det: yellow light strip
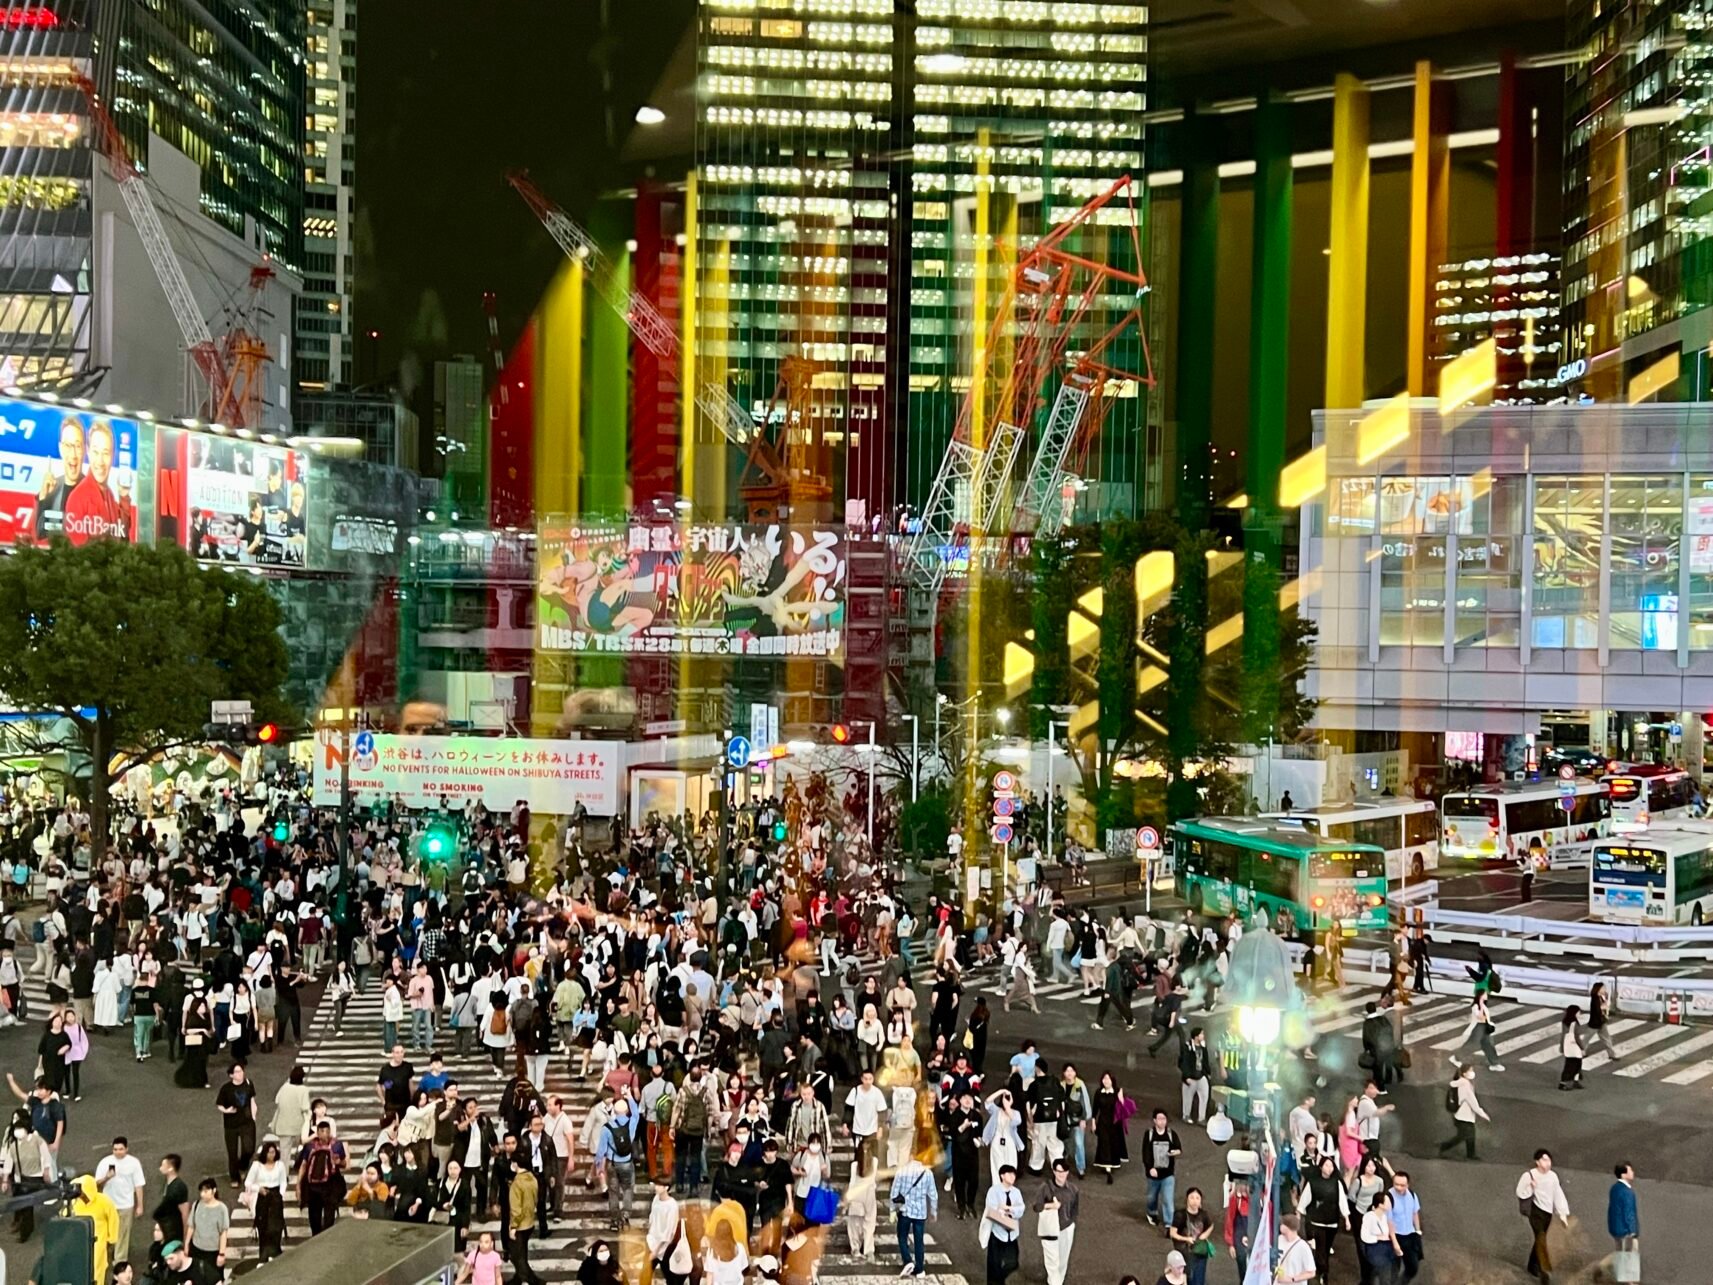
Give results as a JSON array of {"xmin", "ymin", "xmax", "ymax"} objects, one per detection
[
  {"xmin": 1628, "ymin": 351, "xmax": 1679, "ymax": 404},
  {"xmin": 1356, "ymin": 391, "xmax": 1412, "ymax": 465},
  {"xmin": 1279, "ymin": 446, "xmax": 1327, "ymax": 508},
  {"xmin": 1436, "ymin": 338, "xmax": 1496, "ymax": 416}
]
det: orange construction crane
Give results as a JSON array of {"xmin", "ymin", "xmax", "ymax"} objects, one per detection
[{"xmin": 739, "ymin": 355, "xmax": 832, "ymax": 522}]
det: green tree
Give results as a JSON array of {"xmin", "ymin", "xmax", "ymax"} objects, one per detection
[{"xmin": 0, "ymin": 539, "xmax": 291, "ymax": 856}]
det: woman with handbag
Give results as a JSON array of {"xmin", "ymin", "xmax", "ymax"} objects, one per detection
[
  {"xmin": 1168, "ymin": 1186, "xmax": 1217, "ymax": 1285},
  {"xmin": 1450, "ymin": 991, "xmax": 1504, "ymax": 1072},
  {"xmin": 175, "ymin": 994, "xmax": 212, "ymax": 1089}
]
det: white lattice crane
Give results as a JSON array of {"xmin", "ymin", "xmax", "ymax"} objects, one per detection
[
  {"xmin": 506, "ymin": 170, "xmax": 759, "ymax": 448},
  {"xmin": 74, "ymin": 75, "xmax": 236, "ymax": 419}
]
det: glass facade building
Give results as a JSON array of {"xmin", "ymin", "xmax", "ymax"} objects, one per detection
[
  {"xmin": 298, "ymin": 0, "xmax": 355, "ymax": 391},
  {"xmin": 1304, "ymin": 402, "xmax": 1713, "ymax": 744}
]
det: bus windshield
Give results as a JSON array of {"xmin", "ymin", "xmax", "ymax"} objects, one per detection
[
  {"xmin": 1593, "ymin": 846, "xmax": 1666, "ymax": 886},
  {"xmin": 1443, "ymin": 797, "xmax": 1499, "ymax": 822}
]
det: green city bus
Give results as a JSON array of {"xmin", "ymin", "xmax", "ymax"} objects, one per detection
[{"xmin": 1169, "ymin": 816, "xmax": 1389, "ymax": 933}]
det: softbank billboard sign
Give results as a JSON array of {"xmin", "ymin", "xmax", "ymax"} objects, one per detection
[{"xmin": 313, "ymin": 729, "xmax": 621, "ymax": 815}]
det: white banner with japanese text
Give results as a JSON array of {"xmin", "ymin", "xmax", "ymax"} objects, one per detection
[{"xmin": 313, "ymin": 731, "xmax": 621, "ymax": 815}]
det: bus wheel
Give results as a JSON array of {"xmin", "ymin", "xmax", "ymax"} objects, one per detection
[{"xmin": 1694, "ymin": 905, "xmax": 1705, "ymax": 927}]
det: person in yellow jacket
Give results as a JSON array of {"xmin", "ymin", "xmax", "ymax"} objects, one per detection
[{"xmin": 71, "ymin": 1172, "xmax": 120, "ymax": 1283}]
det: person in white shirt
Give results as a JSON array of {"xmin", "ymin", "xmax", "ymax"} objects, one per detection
[
  {"xmin": 646, "ymin": 1174, "xmax": 694, "ymax": 1285},
  {"xmin": 844, "ymin": 1070, "xmax": 888, "ymax": 1177},
  {"xmin": 1273, "ymin": 1213, "xmax": 1318, "ymax": 1283},
  {"xmin": 93, "ymin": 1136, "xmax": 146, "ymax": 1256},
  {"xmin": 1288, "ymin": 1093, "xmax": 1318, "ymax": 1157},
  {"xmin": 542, "ymin": 1096, "xmax": 575, "ymax": 1215},
  {"xmin": 1515, "ymin": 1148, "xmax": 1571, "ymax": 1283},
  {"xmin": 1436, "ymin": 1064, "xmax": 1490, "ymax": 1160}
]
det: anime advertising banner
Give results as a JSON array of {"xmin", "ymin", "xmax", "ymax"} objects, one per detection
[
  {"xmin": 0, "ymin": 396, "xmax": 147, "ymax": 546},
  {"xmin": 535, "ymin": 520, "xmax": 846, "ymax": 657}
]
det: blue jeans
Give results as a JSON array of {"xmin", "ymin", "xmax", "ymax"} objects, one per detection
[
  {"xmin": 382, "ymin": 1019, "xmax": 398, "ymax": 1051},
  {"xmin": 410, "ymin": 1008, "xmax": 433, "ymax": 1049},
  {"xmin": 896, "ymin": 1215, "xmax": 926, "ymax": 1274},
  {"xmin": 1185, "ymin": 1249, "xmax": 1208, "ymax": 1285},
  {"xmin": 1067, "ymin": 1126, "xmax": 1086, "ymax": 1174},
  {"xmin": 1145, "ymin": 1174, "xmax": 1175, "ymax": 1224}
]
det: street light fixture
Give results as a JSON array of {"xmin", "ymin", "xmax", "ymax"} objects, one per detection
[
  {"xmin": 995, "ymin": 707, "xmax": 1012, "ymax": 729},
  {"xmin": 900, "ymin": 713, "xmax": 921, "ymax": 802}
]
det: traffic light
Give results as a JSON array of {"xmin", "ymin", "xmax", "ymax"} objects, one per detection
[
  {"xmin": 202, "ymin": 721, "xmax": 292, "ymax": 746},
  {"xmin": 271, "ymin": 819, "xmax": 290, "ymax": 843},
  {"xmin": 419, "ymin": 821, "xmax": 456, "ymax": 862},
  {"xmin": 772, "ymin": 820, "xmax": 788, "ymax": 842},
  {"xmin": 830, "ymin": 723, "xmax": 852, "ymax": 745}
]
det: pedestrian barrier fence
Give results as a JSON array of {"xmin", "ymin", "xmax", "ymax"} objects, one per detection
[{"xmin": 1396, "ymin": 905, "xmax": 1713, "ymax": 964}]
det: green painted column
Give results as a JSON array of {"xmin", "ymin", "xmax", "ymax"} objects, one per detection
[
  {"xmin": 1176, "ymin": 109, "xmax": 1219, "ymax": 532},
  {"xmin": 1243, "ymin": 93, "xmax": 1292, "ymax": 741}
]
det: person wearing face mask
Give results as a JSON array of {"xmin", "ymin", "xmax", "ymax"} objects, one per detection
[
  {"xmin": 1, "ymin": 1113, "xmax": 57, "ymax": 1241},
  {"xmin": 578, "ymin": 1237, "xmax": 625, "ymax": 1285}
]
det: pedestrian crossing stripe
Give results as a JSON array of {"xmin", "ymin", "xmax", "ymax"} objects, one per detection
[
  {"xmin": 219, "ymin": 986, "xmax": 975, "ymax": 1285},
  {"xmin": 1289, "ymin": 989, "xmax": 1713, "ymax": 1085}
]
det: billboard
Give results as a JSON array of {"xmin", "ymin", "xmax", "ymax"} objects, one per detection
[
  {"xmin": 0, "ymin": 396, "xmax": 147, "ymax": 546},
  {"xmin": 312, "ymin": 730, "xmax": 621, "ymax": 815},
  {"xmin": 156, "ymin": 427, "xmax": 309, "ymax": 566},
  {"xmin": 306, "ymin": 457, "xmax": 416, "ymax": 571},
  {"xmin": 535, "ymin": 520, "xmax": 846, "ymax": 657}
]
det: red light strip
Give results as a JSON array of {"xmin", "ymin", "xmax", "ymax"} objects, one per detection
[{"xmin": 0, "ymin": 7, "xmax": 60, "ymax": 28}]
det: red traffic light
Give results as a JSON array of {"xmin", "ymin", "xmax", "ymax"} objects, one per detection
[
  {"xmin": 830, "ymin": 723, "xmax": 851, "ymax": 744},
  {"xmin": 256, "ymin": 723, "xmax": 279, "ymax": 744}
]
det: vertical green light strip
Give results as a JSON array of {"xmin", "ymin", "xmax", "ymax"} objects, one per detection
[
  {"xmin": 582, "ymin": 204, "xmax": 630, "ymax": 693},
  {"xmin": 1243, "ymin": 93, "xmax": 1292, "ymax": 741},
  {"xmin": 1176, "ymin": 110, "xmax": 1219, "ymax": 532}
]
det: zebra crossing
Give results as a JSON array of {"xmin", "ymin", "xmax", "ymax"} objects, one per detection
[
  {"xmin": 1297, "ymin": 987, "xmax": 1713, "ymax": 1085},
  {"xmin": 223, "ymin": 981, "xmax": 975, "ymax": 1285}
]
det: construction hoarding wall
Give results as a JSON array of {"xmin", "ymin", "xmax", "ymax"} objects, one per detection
[
  {"xmin": 313, "ymin": 730, "xmax": 622, "ymax": 814},
  {"xmin": 534, "ymin": 518, "xmax": 846, "ymax": 657}
]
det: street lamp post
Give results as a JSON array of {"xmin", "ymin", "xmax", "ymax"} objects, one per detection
[
  {"xmin": 1045, "ymin": 718, "xmax": 1067, "ymax": 864},
  {"xmin": 866, "ymin": 721, "xmax": 876, "ymax": 844}
]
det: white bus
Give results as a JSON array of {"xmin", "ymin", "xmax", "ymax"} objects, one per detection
[
  {"xmin": 1440, "ymin": 780, "xmax": 1612, "ymax": 868},
  {"xmin": 1590, "ymin": 823, "xmax": 1713, "ymax": 925},
  {"xmin": 1600, "ymin": 765, "xmax": 1698, "ymax": 834},
  {"xmin": 1263, "ymin": 798, "xmax": 1439, "ymax": 884}
]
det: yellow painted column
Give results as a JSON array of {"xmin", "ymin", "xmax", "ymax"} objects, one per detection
[
  {"xmin": 533, "ymin": 258, "xmax": 584, "ymax": 519},
  {"xmin": 1406, "ymin": 61, "xmax": 1448, "ymax": 398},
  {"xmin": 971, "ymin": 128, "xmax": 991, "ymax": 451},
  {"xmin": 1325, "ymin": 73, "xmax": 1370, "ymax": 409}
]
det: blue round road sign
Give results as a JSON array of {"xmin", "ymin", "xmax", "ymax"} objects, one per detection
[
  {"xmin": 726, "ymin": 736, "xmax": 752, "ymax": 769},
  {"xmin": 992, "ymin": 822, "xmax": 1014, "ymax": 844}
]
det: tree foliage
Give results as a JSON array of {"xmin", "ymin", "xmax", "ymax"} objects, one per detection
[{"xmin": 0, "ymin": 539, "xmax": 291, "ymax": 853}]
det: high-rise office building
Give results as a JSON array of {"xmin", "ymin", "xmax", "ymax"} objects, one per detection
[
  {"xmin": 102, "ymin": 0, "xmax": 305, "ymax": 268},
  {"xmin": 434, "ymin": 355, "xmax": 487, "ymax": 518},
  {"xmin": 299, "ymin": 0, "xmax": 356, "ymax": 391},
  {"xmin": 0, "ymin": 2, "xmax": 96, "ymax": 389},
  {"xmin": 693, "ymin": 0, "xmax": 1148, "ymax": 519},
  {"xmin": 0, "ymin": 1, "xmax": 304, "ymax": 399},
  {"xmin": 1562, "ymin": 0, "xmax": 1713, "ymax": 401}
]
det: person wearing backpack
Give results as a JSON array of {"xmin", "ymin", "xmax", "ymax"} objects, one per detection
[
  {"xmin": 594, "ymin": 1097, "xmax": 639, "ymax": 1232},
  {"xmin": 671, "ymin": 1067, "xmax": 714, "ymax": 1195},
  {"xmin": 1435, "ymin": 1064, "xmax": 1489, "ymax": 1161},
  {"xmin": 295, "ymin": 1120, "xmax": 348, "ymax": 1235},
  {"xmin": 643, "ymin": 1065, "xmax": 676, "ymax": 1182}
]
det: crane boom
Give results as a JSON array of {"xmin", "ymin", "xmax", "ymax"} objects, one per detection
[
  {"xmin": 75, "ymin": 75, "xmax": 226, "ymax": 395},
  {"xmin": 507, "ymin": 169, "xmax": 756, "ymax": 447},
  {"xmin": 905, "ymin": 175, "xmax": 1154, "ymax": 595}
]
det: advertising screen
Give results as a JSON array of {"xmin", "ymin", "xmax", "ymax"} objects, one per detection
[
  {"xmin": 535, "ymin": 520, "xmax": 846, "ymax": 657},
  {"xmin": 306, "ymin": 457, "xmax": 416, "ymax": 572},
  {"xmin": 156, "ymin": 427, "xmax": 309, "ymax": 566},
  {"xmin": 0, "ymin": 396, "xmax": 146, "ymax": 546}
]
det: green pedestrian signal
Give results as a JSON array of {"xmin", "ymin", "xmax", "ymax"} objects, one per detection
[
  {"xmin": 773, "ymin": 820, "xmax": 788, "ymax": 842},
  {"xmin": 420, "ymin": 823, "xmax": 455, "ymax": 861},
  {"xmin": 272, "ymin": 820, "xmax": 289, "ymax": 843}
]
